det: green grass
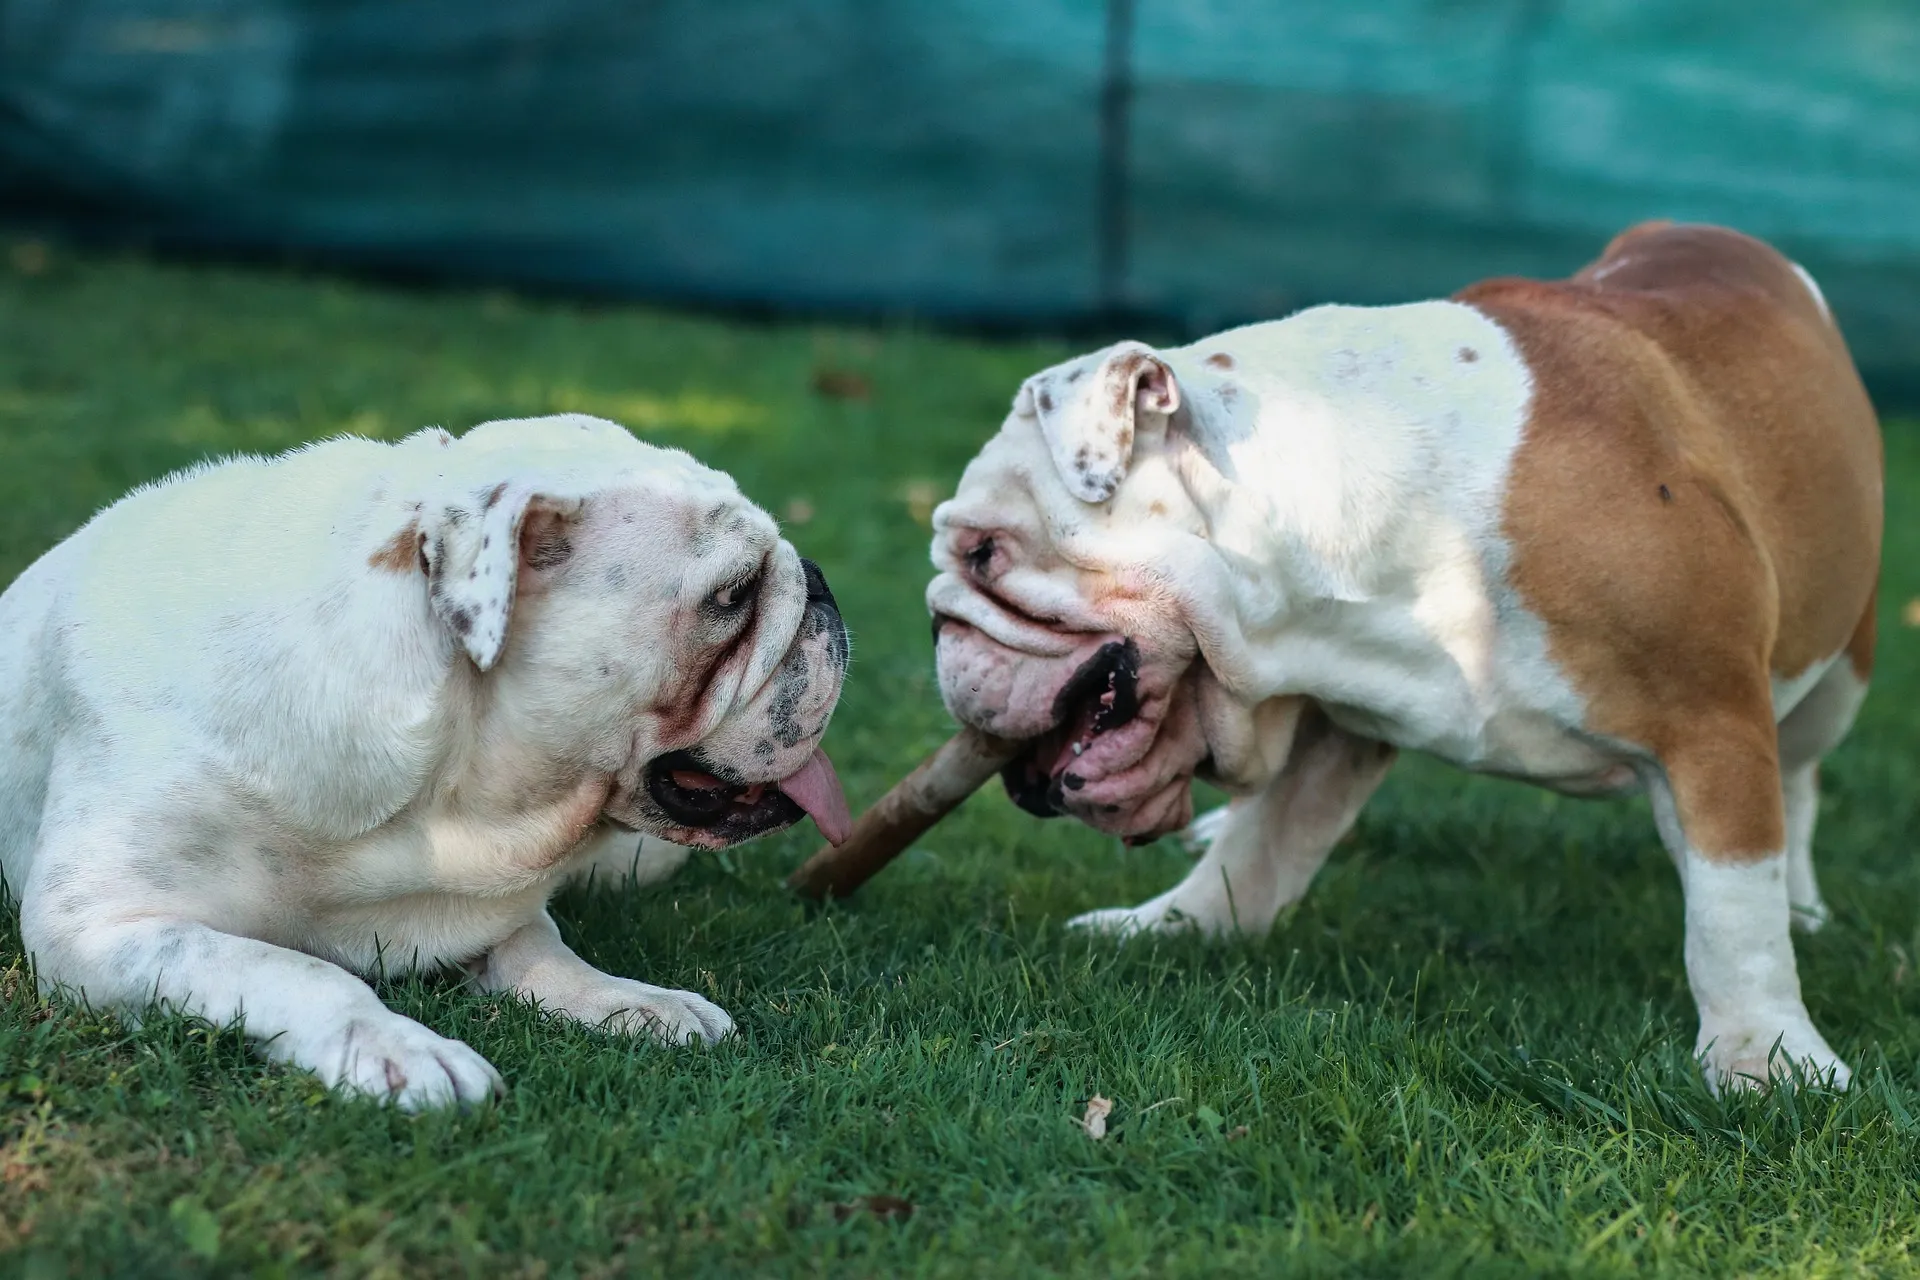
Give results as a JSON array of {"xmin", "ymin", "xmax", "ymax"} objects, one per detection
[{"xmin": 1, "ymin": 243, "xmax": 1919, "ymax": 1278}]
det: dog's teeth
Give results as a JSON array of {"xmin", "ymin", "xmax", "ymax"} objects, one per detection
[{"xmin": 1072, "ymin": 741, "xmax": 1084, "ymax": 755}]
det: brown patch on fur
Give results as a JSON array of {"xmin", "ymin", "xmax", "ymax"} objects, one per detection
[
  {"xmin": 1462, "ymin": 223, "xmax": 1881, "ymax": 862},
  {"xmin": 650, "ymin": 612, "xmax": 761, "ymax": 750},
  {"xmin": 368, "ymin": 522, "xmax": 421, "ymax": 573},
  {"xmin": 1457, "ymin": 346, "xmax": 1479, "ymax": 364},
  {"xmin": 1204, "ymin": 351, "xmax": 1235, "ymax": 370},
  {"xmin": 482, "ymin": 481, "xmax": 509, "ymax": 511}
]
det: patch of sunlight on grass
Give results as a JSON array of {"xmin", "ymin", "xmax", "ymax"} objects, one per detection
[
  {"xmin": 542, "ymin": 387, "xmax": 768, "ymax": 433},
  {"xmin": 0, "ymin": 390, "xmax": 73, "ymax": 418},
  {"xmin": 167, "ymin": 405, "xmax": 308, "ymax": 454},
  {"xmin": 167, "ymin": 407, "xmax": 396, "ymax": 453}
]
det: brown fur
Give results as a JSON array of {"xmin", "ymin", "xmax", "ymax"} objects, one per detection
[
  {"xmin": 1459, "ymin": 223, "xmax": 1883, "ymax": 861},
  {"xmin": 368, "ymin": 523, "xmax": 421, "ymax": 574}
]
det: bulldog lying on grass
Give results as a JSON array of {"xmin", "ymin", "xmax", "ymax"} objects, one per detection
[
  {"xmin": 927, "ymin": 223, "xmax": 1882, "ymax": 1092},
  {"xmin": 0, "ymin": 414, "xmax": 851, "ymax": 1109}
]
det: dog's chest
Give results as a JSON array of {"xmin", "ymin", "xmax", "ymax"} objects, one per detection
[{"xmin": 275, "ymin": 783, "xmax": 608, "ymax": 972}]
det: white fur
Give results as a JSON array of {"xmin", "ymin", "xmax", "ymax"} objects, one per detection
[
  {"xmin": 1672, "ymin": 842, "xmax": 1848, "ymax": 1090},
  {"xmin": 0, "ymin": 415, "xmax": 846, "ymax": 1108},
  {"xmin": 1791, "ymin": 262, "xmax": 1832, "ymax": 321}
]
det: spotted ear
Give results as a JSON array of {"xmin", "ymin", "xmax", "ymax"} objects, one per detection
[
  {"xmin": 420, "ymin": 482, "xmax": 581, "ymax": 670},
  {"xmin": 1017, "ymin": 342, "xmax": 1181, "ymax": 504}
]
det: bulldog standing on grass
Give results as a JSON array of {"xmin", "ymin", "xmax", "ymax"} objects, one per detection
[
  {"xmin": 0, "ymin": 414, "xmax": 852, "ymax": 1109},
  {"xmin": 928, "ymin": 223, "xmax": 1882, "ymax": 1091}
]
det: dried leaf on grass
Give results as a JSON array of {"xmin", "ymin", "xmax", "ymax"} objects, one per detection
[
  {"xmin": 1902, "ymin": 598, "xmax": 1920, "ymax": 628},
  {"xmin": 1080, "ymin": 1095, "xmax": 1114, "ymax": 1140},
  {"xmin": 9, "ymin": 240, "xmax": 49, "ymax": 276},
  {"xmin": 812, "ymin": 368, "xmax": 872, "ymax": 401},
  {"xmin": 831, "ymin": 1194, "xmax": 914, "ymax": 1224}
]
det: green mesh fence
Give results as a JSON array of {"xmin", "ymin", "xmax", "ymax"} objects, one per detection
[{"xmin": 3, "ymin": 0, "xmax": 1917, "ymax": 383}]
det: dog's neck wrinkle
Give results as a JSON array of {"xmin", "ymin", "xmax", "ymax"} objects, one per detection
[{"xmin": 1171, "ymin": 360, "xmax": 1412, "ymax": 620}]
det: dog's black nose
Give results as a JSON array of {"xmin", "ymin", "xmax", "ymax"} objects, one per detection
[{"xmin": 800, "ymin": 558, "xmax": 838, "ymax": 612}]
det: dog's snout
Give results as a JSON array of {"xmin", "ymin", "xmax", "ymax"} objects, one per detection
[{"xmin": 801, "ymin": 558, "xmax": 838, "ymax": 612}]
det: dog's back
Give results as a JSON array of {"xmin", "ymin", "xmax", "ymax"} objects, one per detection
[{"xmin": 1456, "ymin": 222, "xmax": 1882, "ymax": 696}]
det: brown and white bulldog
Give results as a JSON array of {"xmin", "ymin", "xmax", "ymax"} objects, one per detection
[{"xmin": 928, "ymin": 223, "xmax": 1883, "ymax": 1091}]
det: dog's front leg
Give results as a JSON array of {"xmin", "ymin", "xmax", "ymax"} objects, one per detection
[
  {"xmin": 473, "ymin": 910, "xmax": 733, "ymax": 1046},
  {"xmin": 21, "ymin": 906, "xmax": 502, "ymax": 1110},
  {"xmin": 1069, "ymin": 710, "xmax": 1396, "ymax": 939}
]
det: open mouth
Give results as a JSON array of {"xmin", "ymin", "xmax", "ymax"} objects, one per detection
[
  {"xmin": 998, "ymin": 639, "xmax": 1143, "ymax": 817},
  {"xmin": 645, "ymin": 748, "xmax": 853, "ymax": 844}
]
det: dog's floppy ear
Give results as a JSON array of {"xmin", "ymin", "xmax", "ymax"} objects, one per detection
[
  {"xmin": 420, "ymin": 482, "xmax": 582, "ymax": 671},
  {"xmin": 1016, "ymin": 341, "xmax": 1181, "ymax": 504}
]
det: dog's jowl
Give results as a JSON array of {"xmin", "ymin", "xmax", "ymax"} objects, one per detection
[
  {"xmin": 0, "ymin": 414, "xmax": 852, "ymax": 1108},
  {"xmin": 926, "ymin": 223, "xmax": 1881, "ymax": 1092}
]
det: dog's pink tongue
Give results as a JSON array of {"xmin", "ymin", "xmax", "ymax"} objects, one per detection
[{"xmin": 777, "ymin": 748, "xmax": 853, "ymax": 845}]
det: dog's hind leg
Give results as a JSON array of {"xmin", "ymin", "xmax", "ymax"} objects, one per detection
[
  {"xmin": 1068, "ymin": 708, "xmax": 1395, "ymax": 940},
  {"xmin": 1774, "ymin": 637, "xmax": 1872, "ymax": 934},
  {"xmin": 1649, "ymin": 692, "xmax": 1850, "ymax": 1093}
]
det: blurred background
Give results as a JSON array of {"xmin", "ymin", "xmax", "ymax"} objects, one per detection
[{"xmin": 3, "ymin": 0, "xmax": 1917, "ymax": 397}]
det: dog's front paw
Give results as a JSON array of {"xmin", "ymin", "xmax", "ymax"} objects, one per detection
[
  {"xmin": 307, "ymin": 1013, "xmax": 505, "ymax": 1111},
  {"xmin": 1697, "ymin": 1016, "xmax": 1851, "ymax": 1093},
  {"xmin": 1066, "ymin": 893, "xmax": 1208, "ymax": 939},
  {"xmin": 566, "ymin": 978, "xmax": 735, "ymax": 1047}
]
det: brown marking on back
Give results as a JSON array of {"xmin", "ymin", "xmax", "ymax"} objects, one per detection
[
  {"xmin": 1204, "ymin": 351, "xmax": 1235, "ymax": 371},
  {"xmin": 368, "ymin": 522, "xmax": 421, "ymax": 574},
  {"xmin": 1461, "ymin": 223, "xmax": 1882, "ymax": 861}
]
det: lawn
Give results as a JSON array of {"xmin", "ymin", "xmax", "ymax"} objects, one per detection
[{"xmin": 2, "ymin": 244, "xmax": 1919, "ymax": 1279}]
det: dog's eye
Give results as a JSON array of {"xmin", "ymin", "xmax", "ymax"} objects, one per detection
[{"xmin": 711, "ymin": 574, "xmax": 759, "ymax": 611}]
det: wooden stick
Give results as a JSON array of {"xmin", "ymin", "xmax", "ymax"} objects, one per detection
[{"xmin": 786, "ymin": 726, "xmax": 1021, "ymax": 900}]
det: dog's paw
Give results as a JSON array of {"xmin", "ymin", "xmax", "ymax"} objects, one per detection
[
  {"xmin": 1788, "ymin": 898, "xmax": 1830, "ymax": 935},
  {"xmin": 311, "ymin": 1014, "xmax": 505, "ymax": 1111},
  {"xmin": 1066, "ymin": 896, "xmax": 1207, "ymax": 939},
  {"xmin": 565, "ymin": 978, "xmax": 735, "ymax": 1047},
  {"xmin": 1697, "ymin": 1018, "xmax": 1851, "ymax": 1093}
]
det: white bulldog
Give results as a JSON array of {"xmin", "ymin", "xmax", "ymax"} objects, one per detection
[
  {"xmin": 0, "ymin": 414, "xmax": 852, "ymax": 1109},
  {"xmin": 929, "ymin": 223, "xmax": 1883, "ymax": 1091}
]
